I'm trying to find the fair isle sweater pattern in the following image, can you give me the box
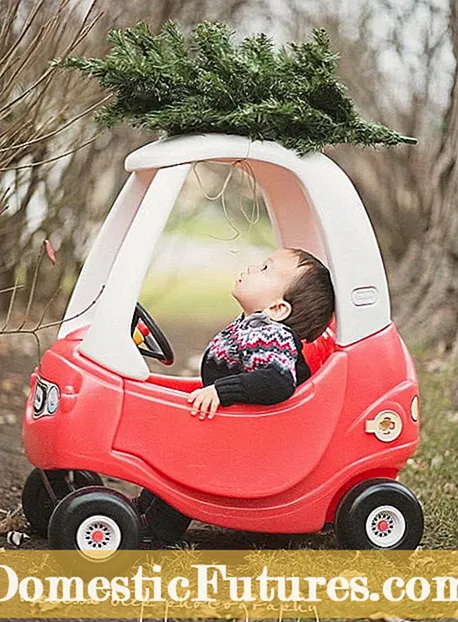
[205,312,298,383]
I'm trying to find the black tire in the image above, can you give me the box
[22,469,104,537]
[48,487,142,574]
[334,478,424,550]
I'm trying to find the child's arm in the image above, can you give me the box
[186,367,293,419]
[213,366,298,406]
[186,363,299,419]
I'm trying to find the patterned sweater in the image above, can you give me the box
[201,312,311,406]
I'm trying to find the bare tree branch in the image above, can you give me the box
[0,95,111,154]
[1,272,22,331]
[0,135,100,172]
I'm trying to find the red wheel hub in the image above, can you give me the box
[377,519,389,532]
[91,530,104,543]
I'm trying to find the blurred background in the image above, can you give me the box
[1,0,456,355]
[0,0,457,550]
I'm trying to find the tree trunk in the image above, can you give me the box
[392,0,458,356]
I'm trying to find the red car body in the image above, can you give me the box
[23,319,419,534]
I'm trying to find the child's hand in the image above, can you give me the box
[187,386,220,420]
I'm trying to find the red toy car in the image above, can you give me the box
[22,135,423,559]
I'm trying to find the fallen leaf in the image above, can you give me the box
[44,239,56,264]
[0,505,26,535]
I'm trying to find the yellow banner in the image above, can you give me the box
[0,550,458,618]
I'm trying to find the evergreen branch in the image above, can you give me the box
[54,21,416,155]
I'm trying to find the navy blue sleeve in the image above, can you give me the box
[214,366,296,406]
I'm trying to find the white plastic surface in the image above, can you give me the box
[66,134,390,380]
[59,171,154,339]
[79,165,190,380]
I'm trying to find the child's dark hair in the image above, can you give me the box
[282,248,335,342]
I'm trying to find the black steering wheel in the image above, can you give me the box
[131,302,174,366]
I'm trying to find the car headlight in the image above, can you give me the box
[33,383,46,414]
[32,378,60,418]
[46,385,60,414]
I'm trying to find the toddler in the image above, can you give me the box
[188,248,335,419]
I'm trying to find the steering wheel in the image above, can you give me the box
[131,302,174,366]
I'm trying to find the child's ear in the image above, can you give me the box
[264,300,292,322]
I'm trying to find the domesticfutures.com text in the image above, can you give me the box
[1,563,458,605]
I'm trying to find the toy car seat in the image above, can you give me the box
[302,317,336,375]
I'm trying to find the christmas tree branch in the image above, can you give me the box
[53,21,416,156]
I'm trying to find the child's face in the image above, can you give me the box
[232,248,301,318]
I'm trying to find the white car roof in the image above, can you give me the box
[60,134,390,380]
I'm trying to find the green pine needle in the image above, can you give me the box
[54,21,416,155]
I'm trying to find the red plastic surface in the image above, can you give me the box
[22,321,420,534]
[117,353,346,498]
[302,318,336,374]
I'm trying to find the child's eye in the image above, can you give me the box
[260,264,268,271]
